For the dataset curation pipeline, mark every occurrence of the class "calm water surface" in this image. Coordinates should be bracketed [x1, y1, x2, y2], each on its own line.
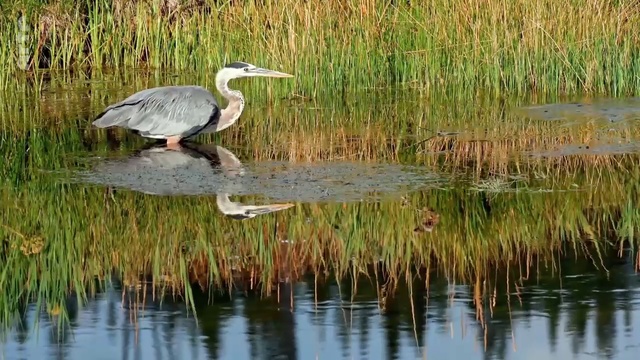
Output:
[2, 72, 640, 360]
[2, 262, 640, 360]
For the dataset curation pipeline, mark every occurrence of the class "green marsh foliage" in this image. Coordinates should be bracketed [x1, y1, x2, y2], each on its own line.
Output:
[2, 83, 640, 330]
[0, 0, 639, 96]
[1, 0, 640, 335]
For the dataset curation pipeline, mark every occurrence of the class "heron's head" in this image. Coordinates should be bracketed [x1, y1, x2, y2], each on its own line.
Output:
[226, 203, 296, 220]
[217, 62, 294, 81]
[216, 193, 295, 220]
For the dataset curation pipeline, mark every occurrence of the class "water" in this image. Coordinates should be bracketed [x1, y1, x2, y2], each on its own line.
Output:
[2, 72, 640, 360]
[516, 97, 640, 124]
[2, 262, 640, 360]
[72, 143, 440, 203]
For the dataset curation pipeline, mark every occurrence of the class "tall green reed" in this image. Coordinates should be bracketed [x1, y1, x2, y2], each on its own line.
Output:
[1, 0, 640, 96]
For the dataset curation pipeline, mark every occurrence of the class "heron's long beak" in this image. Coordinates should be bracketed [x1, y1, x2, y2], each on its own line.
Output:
[252, 67, 294, 78]
[245, 202, 295, 215]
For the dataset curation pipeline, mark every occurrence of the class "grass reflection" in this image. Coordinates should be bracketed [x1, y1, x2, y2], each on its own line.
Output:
[1, 77, 640, 347]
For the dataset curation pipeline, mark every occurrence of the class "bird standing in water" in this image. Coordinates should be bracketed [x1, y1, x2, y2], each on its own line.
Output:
[92, 62, 293, 147]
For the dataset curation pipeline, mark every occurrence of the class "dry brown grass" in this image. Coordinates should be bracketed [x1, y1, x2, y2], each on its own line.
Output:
[2, 0, 640, 94]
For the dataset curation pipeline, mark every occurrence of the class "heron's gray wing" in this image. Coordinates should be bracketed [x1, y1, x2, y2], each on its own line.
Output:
[84, 147, 219, 196]
[93, 86, 220, 138]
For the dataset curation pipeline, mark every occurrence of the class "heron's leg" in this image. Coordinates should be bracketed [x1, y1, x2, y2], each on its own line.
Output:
[166, 135, 182, 150]
[104, 186, 117, 209]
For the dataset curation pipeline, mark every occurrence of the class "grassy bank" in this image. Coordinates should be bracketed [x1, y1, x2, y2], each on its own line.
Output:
[1, 0, 640, 96]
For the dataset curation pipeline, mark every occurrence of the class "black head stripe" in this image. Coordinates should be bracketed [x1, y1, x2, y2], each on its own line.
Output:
[225, 62, 250, 69]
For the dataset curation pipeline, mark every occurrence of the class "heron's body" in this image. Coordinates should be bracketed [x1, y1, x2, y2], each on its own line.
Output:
[92, 62, 292, 144]
[93, 85, 220, 141]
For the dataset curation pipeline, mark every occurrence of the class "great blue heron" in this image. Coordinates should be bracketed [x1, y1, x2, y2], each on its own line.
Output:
[77, 142, 295, 219]
[92, 62, 293, 146]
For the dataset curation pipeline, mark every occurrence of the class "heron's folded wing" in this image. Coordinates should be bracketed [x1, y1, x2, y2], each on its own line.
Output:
[93, 86, 219, 137]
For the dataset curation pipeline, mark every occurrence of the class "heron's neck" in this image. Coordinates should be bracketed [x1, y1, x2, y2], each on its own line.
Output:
[215, 77, 245, 132]
[216, 193, 236, 213]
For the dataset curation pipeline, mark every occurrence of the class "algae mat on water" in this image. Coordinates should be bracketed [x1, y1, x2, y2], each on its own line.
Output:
[71, 143, 441, 203]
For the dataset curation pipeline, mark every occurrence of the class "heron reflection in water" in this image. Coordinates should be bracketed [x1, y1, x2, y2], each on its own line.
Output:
[92, 62, 293, 147]
[83, 142, 295, 219]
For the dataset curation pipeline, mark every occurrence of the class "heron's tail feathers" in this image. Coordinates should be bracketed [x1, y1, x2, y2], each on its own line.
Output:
[92, 108, 130, 128]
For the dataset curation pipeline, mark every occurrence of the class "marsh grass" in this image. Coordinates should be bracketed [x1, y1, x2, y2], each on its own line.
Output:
[2, 120, 640, 331]
[4, 71, 640, 169]
[1, 0, 640, 95]
[2, 69, 640, 336]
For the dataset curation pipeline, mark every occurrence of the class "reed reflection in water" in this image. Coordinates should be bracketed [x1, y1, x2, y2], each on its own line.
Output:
[2, 256, 640, 360]
[4, 75, 640, 360]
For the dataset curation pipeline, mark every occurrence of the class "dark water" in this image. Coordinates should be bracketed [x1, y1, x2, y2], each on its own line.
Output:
[3, 74, 640, 360]
[2, 258, 640, 360]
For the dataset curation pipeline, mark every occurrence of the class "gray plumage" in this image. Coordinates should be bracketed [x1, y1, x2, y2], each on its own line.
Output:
[92, 62, 293, 144]
[93, 86, 219, 139]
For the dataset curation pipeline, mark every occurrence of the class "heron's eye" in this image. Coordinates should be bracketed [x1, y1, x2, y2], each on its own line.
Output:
[243, 68, 249, 72]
